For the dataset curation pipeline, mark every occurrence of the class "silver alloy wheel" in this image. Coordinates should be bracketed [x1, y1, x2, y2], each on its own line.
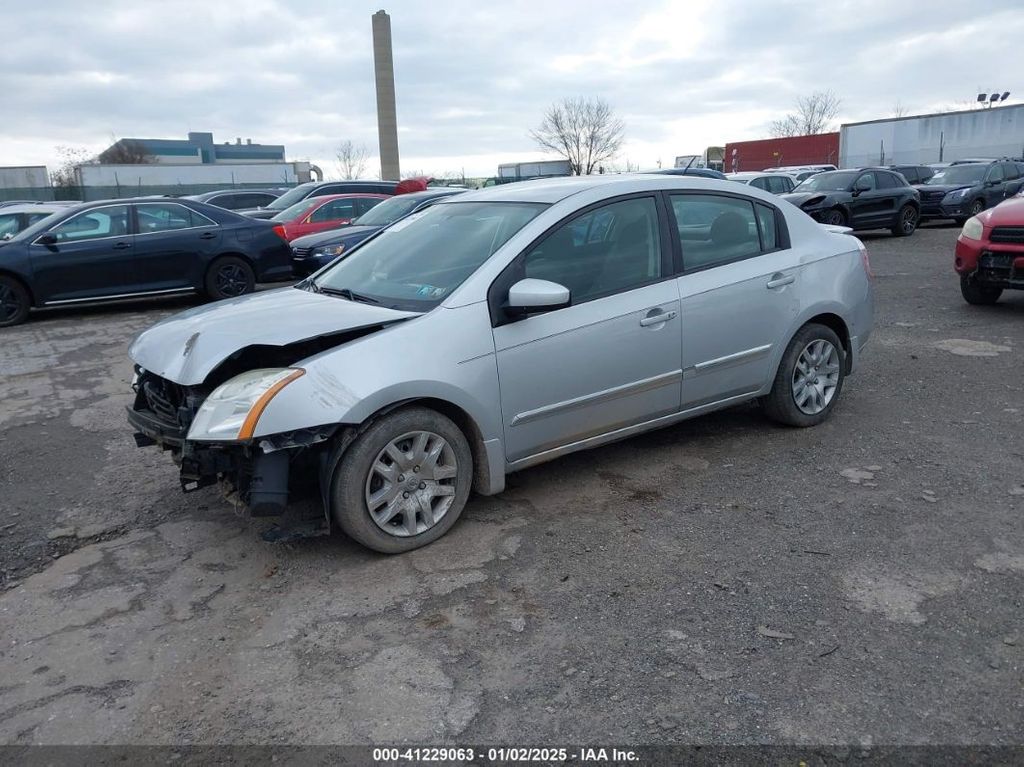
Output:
[364, 430, 459, 537]
[791, 339, 841, 415]
[901, 206, 917, 233]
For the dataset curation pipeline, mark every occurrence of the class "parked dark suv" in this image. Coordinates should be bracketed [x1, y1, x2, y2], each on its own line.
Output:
[240, 181, 400, 219]
[780, 168, 921, 236]
[917, 161, 1024, 224]
[0, 198, 292, 327]
[889, 165, 935, 185]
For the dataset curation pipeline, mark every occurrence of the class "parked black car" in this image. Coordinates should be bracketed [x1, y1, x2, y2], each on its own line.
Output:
[182, 189, 284, 211]
[889, 164, 935, 185]
[240, 180, 401, 219]
[0, 198, 292, 327]
[915, 161, 1024, 224]
[780, 168, 921, 236]
[290, 188, 464, 278]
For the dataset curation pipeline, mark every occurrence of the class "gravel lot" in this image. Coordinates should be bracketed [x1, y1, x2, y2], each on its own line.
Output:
[1, 223, 1022, 746]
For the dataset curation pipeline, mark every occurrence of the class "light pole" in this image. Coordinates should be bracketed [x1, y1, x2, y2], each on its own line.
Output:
[977, 91, 1011, 109]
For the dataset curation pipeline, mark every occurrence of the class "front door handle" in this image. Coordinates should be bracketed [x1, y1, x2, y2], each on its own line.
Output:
[639, 310, 677, 327]
[198, 232, 217, 240]
[766, 273, 794, 289]
[112, 241, 132, 250]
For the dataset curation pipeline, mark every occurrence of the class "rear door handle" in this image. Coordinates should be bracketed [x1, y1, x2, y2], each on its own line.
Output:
[198, 232, 217, 240]
[112, 241, 132, 250]
[639, 310, 677, 327]
[766, 273, 794, 289]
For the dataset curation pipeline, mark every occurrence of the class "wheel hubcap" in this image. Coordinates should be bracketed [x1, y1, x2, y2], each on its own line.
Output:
[365, 430, 458, 537]
[791, 339, 840, 415]
[216, 265, 247, 296]
[0, 285, 18, 321]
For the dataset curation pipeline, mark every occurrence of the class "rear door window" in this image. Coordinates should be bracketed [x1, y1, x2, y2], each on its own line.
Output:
[669, 194, 763, 271]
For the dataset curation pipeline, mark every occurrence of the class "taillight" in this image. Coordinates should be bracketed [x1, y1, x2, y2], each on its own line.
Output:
[272, 225, 287, 241]
[858, 241, 873, 279]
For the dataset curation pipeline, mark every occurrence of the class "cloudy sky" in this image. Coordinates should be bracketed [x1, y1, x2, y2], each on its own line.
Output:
[2, 0, 1021, 178]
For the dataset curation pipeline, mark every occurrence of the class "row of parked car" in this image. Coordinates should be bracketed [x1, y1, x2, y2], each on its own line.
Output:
[2, 160, 1022, 327]
[721, 159, 1024, 239]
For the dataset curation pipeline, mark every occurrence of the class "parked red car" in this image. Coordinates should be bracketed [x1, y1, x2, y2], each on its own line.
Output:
[955, 196, 1024, 305]
[270, 194, 387, 241]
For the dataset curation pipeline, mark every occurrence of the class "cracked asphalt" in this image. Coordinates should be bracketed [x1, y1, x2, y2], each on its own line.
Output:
[1, 223, 1022, 746]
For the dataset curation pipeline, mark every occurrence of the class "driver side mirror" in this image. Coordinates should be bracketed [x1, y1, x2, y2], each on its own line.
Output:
[853, 179, 872, 193]
[505, 278, 570, 317]
[36, 233, 57, 245]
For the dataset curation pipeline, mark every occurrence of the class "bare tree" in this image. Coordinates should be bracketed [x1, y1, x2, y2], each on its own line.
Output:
[336, 140, 369, 180]
[891, 100, 908, 118]
[769, 90, 842, 137]
[530, 96, 625, 175]
[49, 145, 94, 188]
[98, 138, 153, 164]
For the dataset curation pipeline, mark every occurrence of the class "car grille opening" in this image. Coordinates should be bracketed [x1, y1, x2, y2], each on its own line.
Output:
[292, 246, 313, 259]
[990, 226, 1024, 245]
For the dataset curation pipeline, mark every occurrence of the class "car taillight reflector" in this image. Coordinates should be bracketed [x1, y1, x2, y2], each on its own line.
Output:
[859, 242, 874, 279]
[272, 225, 287, 241]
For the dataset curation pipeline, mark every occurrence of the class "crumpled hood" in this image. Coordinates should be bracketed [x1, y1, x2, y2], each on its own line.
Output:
[290, 224, 382, 249]
[129, 287, 418, 385]
[781, 192, 832, 208]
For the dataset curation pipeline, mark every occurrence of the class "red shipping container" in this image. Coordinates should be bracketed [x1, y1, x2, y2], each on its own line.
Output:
[723, 133, 840, 172]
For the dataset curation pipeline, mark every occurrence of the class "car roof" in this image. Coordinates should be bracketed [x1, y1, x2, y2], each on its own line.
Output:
[441, 174, 753, 204]
[0, 203, 66, 214]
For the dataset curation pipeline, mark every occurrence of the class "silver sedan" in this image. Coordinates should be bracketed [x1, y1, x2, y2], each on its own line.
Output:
[127, 175, 874, 552]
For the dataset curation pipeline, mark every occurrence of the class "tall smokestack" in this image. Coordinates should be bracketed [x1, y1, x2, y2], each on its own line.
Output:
[372, 10, 400, 181]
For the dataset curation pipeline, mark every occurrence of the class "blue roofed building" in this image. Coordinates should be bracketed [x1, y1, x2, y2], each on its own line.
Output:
[98, 132, 286, 165]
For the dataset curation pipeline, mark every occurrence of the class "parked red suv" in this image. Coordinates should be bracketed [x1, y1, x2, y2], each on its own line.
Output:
[954, 195, 1024, 304]
[270, 194, 387, 241]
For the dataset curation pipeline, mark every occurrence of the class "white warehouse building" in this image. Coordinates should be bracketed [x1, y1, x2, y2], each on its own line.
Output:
[839, 103, 1024, 168]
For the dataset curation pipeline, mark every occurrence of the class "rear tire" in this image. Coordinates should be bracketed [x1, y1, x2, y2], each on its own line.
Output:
[891, 204, 918, 237]
[763, 323, 846, 427]
[960, 275, 1002, 305]
[0, 275, 31, 328]
[204, 256, 255, 300]
[331, 407, 474, 553]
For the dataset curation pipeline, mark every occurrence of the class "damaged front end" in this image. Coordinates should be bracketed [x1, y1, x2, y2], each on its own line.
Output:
[125, 285, 420, 531]
[128, 365, 338, 519]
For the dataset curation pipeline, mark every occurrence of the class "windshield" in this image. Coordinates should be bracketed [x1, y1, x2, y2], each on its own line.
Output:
[354, 195, 431, 227]
[926, 165, 987, 185]
[793, 171, 859, 192]
[312, 201, 546, 311]
[265, 183, 316, 211]
[271, 198, 321, 222]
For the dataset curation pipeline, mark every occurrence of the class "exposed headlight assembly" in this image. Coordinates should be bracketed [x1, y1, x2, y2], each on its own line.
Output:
[188, 368, 304, 442]
[313, 244, 346, 259]
[960, 216, 984, 241]
[944, 188, 969, 202]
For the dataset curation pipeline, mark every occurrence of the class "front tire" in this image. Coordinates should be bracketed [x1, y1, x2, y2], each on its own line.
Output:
[822, 208, 847, 226]
[960, 274, 1002, 305]
[763, 323, 845, 427]
[204, 256, 255, 300]
[331, 407, 474, 553]
[0, 275, 31, 328]
[891, 204, 918, 237]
